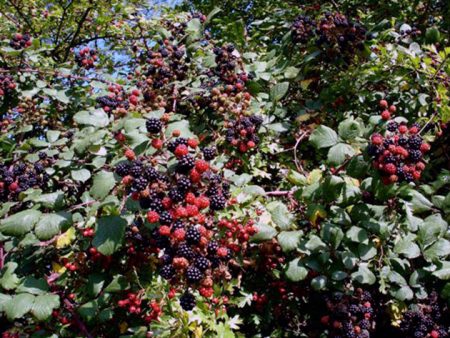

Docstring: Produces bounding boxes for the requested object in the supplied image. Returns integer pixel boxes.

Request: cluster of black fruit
[399,292,449,338]
[225,115,264,152]
[75,47,97,69]
[291,15,317,43]
[141,42,188,89]
[367,121,430,184]
[9,33,32,50]
[211,44,244,84]
[291,12,367,58]
[0,155,50,202]
[314,289,376,338]
[0,73,16,97]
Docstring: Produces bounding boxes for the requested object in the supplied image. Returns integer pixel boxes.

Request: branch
[54,0,74,48]
[63,299,93,338]
[265,190,292,197]
[6,0,35,34]
[62,6,93,62]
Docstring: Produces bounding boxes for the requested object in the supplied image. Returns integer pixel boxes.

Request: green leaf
[305,235,327,252]
[0,293,12,312]
[74,109,109,128]
[29,191,65,209]
[252,223,277,242]
[433,262,450,280]
[328,143,356,166]
[424,239,450,261]
[92,216,127,256]
[311,276,328,290]
[394,234,420,259]
[16,277,49,295]
[71,169,91,183]
[35,212,72,240]
[90,171,116,200]
[31,294,60,321]
[87,273,106,297]
[104,275,129,293]
[0,262,21,290]
[393,286,414,301]
[351,264,376,285]
[277,231,302,252]
[0,210,42,236]
[285,258,308,282]
[165,120,195,139]
[310,125,339,149]
[284,67,299,79]
[338,118,362,140]
[270,82,289,102]
[346,226,369,244]
[267,201,294,230]
[5,293,35,320]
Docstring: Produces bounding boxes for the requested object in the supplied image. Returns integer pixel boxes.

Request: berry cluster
[0,157,50,202]
[75,47,97,69]
[399,293,449,338]
[368,106,430,184]
[317,289,376,338]
[9,33,32,50]
[291,12,367,60]
[291,15,316,43]
[0,73,16,97]
[225,115,264,152]
[96,84,129,114]
[117,292,144,314]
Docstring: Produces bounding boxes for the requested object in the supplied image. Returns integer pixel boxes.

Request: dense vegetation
[0,0,449,337]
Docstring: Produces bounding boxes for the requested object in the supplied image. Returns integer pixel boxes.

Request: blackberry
[177,242,195,259]
[160,254,173,265]
[38,152,47,160]
[409,150,422,162]
[185,227,200,245]
[206,185,220,197]
[387,121,398,132]
[177,155,195,173]
[146,118,163,133]
[159,211,173,225]
[172,220,185,231]
[195,256,210,271]
[129,162,143,177]
[250,115,264,127]
[398,137,408,146]
[180,291,196,311]
[359,319,370,330]
[408,135,422,150]
[168,138,188,152]
[367,145,382,157]
[383,154,396,163]
[349,304,361,315]
[34,163,44,173]
[404,173,414,182]
[185,266,203,283]
[131,177,148,192]
[143,166,159,181]
[210,194,227,211]
[169,188,184,202]
[177,177,191,191]
[207,241,219,254]
[202,147,217,161]
[160,264,175,280]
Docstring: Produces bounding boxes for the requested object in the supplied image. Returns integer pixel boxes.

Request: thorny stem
[64,299,94,338]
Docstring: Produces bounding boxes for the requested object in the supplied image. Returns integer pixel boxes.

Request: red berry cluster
[9,33,32,49]
[117,292,144,314]
[0,73,16,97]
[75,46,97,69]
[318,289,376,337]
[217,218,257,248]
[96,84,129,114]
[379,99,397,121]
[225,115,264,152]
[368,117,430,184]
[2,332,19,338]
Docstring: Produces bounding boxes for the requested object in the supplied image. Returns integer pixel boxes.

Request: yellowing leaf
[307,169,323,184]
[55,227,76,249]
[309,207,327,227]
[194,325,203,338]
[52,262,66,274]
[119,322,128,334]
[387,302,407,327]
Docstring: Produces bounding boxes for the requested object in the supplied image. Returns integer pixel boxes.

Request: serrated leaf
[92,216,127,256]
[16,277,49,295]
[35,212,72,240]
[0,262,20,290]
[251,223,277,242]
[90,171,115,200]
[71,169,91,183]
[327,143,356,166]
[285,258,308,282]
[55,227,76,249]
[74,109,109,128]
[5,293,35,320]
[0,210,42,236]
[278,231,302,252]
[310,125,338,149]
[267,201,294,230]
[31,294,59,321]
[270,82,289,102]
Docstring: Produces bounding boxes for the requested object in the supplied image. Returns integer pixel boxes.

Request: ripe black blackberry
[160,264,175,280]
[129,162,143,177]
[202,147,217,161]
[408,135,423,150]
[176,155,195,173]
[116,163,130,177]
[146,118,163,133]
[195,256,210,271]
[207,241,219,254]
[131,177,148,192]
[169,188,184,202]
[291,15,316,43]
[185,266,203,283]
[143,166,159,181]
[185,227,200,245]
[177,177,191,191]
[409,150,422,162]
[172,220,185,231]
[177,242,195,259]
[387,121,398,132]
[180,291,196,311]
[159,211,173,225]
[210,194,227,211]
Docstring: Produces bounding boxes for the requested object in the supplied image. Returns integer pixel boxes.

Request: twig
[68,200,96,211]
[419,110,438,135]
[64,299,94,338]
[293,131,310,173]
[265,190,292,197]
[62,6,93,62]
